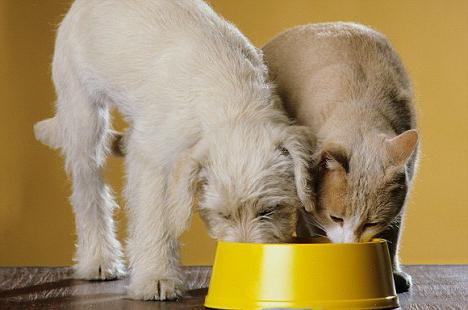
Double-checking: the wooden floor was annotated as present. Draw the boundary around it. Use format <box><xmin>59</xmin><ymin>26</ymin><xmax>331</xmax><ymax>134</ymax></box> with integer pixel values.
<box><xmin>0</xmin><ymin>265</ymin><xmax>466</xmax><ymax>309</ymax></box>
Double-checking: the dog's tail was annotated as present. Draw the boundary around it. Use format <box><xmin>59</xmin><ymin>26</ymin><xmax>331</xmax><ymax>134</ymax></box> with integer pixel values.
<box><xmin>34</xmin><ymin>116</ymin><xmax>126</xmax><ymax>156</ymax></box>
<box><xmin>33</xmin><ymin>117</ymin><xmax>62</xmax><ymax>149</ymax></box>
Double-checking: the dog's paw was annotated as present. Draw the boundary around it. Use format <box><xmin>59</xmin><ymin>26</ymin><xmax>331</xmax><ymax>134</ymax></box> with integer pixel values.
<box><xmin>128</xmin><ymin>277</ymin><xmax>185</xmax><ymax>301</ymax></box>
<box><xmin>393</xmin><ymin>270</ymin><xmax>412</xmax><ymax>293</ymax></box>
<box><xmin>73</xmin><ymin>256</ymin><xmax>126</xmax><ymax>281</ymax></box>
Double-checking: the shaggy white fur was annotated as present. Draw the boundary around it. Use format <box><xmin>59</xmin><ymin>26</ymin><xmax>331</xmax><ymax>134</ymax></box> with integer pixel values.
<box><xmin>34</xmin><ymin>0</ymin><xmax>313</xmax><ymax>300</ymax></box>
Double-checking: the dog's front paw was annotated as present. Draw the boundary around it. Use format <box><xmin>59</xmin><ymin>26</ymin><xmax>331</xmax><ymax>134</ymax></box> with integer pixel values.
<box><xmin>128</xmin><ymin>277</ymin><xmax>185</xmax><ymax>301</ymax></box>
<box><xmin>393</xmin><ymin>270</ymin><xmax>412</xmax><ymax>293</ymax></box>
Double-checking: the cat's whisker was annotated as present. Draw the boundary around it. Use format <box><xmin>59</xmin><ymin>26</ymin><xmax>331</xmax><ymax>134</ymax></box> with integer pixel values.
<box><xmin>310</xmin><ymin>232</ymin><xmax>328</xmax><ymax>238</ymax></box>
<box><xmin>306</xmin><ymin>218</ymin><xmax>327</xmax><ymax>231</ymax></box>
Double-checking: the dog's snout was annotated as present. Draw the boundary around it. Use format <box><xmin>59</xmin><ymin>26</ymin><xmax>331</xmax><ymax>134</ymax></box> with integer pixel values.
<box><xmin>223</xmin><ymin>227</ymin><xmax>263</xmax><ymax>243</ymax></box>
<box><xmin>231</xmin><ymin>233</ymin><xmax>257</xmax><ymax>243</ymax></box>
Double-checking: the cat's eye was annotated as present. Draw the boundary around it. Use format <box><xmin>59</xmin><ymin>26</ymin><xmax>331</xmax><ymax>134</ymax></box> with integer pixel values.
<box><xmin>363</xmin><ymin>222</ymin><xmax>379</xmax><ymax>229</ymax></box>
<box><xmin>330</xmin><ymin>215</ymin><xmax>344</xmax><ymax>225</ymax></box>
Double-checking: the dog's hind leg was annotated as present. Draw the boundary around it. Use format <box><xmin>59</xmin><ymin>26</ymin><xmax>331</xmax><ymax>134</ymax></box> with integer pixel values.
<box><xmin>54</xmin><ymin>76</ymin><xmax>126</xmax><ymax>280</ymax></box>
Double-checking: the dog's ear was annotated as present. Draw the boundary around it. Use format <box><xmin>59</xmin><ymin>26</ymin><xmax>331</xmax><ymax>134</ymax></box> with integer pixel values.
<box><xmin>166</xmin><ymin>140</ymin><xmax>207</xmax><ymax>235</ymax></box>
<box><xmin>281</xmin><ymin>126</ymin><xmax>316</xmax><ymax>212</ymax></box>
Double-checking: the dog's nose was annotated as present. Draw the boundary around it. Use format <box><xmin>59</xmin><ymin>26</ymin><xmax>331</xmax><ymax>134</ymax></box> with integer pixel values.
<box><xmin>222</xmin><ymin>233</ymin><xmax>253</xmax><ymax>243</ymax></box>
<box><xmin>235</xmin><ymin>236</ymin><xmax>254</xmax><ymax>243</ymax></box>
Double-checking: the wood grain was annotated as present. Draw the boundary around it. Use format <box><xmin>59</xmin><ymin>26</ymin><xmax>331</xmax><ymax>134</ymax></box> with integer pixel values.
<box><xmin>0</xmin><ymin>265</ymin><xmax>466</xmax><ymax>309</ymax></box>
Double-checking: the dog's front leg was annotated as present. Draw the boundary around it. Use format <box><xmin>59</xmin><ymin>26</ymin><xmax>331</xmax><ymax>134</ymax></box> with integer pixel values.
<box><xmin>125</xmin><ymin>153</ymin><xmax>186</xmax><ymax>301</ymax></box>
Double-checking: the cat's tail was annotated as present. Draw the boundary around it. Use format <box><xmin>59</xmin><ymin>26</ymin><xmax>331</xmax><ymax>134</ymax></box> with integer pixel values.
<box><xmin>33</xmin><ymin>117</ymin><xmax>62</xmax><ymax>149</ymax></box>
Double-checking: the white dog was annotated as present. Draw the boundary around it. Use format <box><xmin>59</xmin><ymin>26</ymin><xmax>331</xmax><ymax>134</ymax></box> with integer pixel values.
<box><xmin>34</xmin><ymin>0</ymin><xmax>313</xmax><ymax>300</ymax></box>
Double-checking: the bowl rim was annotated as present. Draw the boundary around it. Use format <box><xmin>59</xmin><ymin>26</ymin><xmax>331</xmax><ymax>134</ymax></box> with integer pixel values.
<box><xmin>216</xmin><ymin>238</ymin><xmax>386</xmax><ymax>247</ymax></box>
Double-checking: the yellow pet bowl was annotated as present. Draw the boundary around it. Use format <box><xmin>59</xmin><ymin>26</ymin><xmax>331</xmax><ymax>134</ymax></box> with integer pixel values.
<box><xmin>204</xmin><ymin>238</ymin><xmax>398</xmax><ymax>309</ymax></box>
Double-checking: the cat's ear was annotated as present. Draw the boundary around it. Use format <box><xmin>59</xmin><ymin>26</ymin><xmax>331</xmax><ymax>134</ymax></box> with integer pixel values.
<box><xmin>385</xmin><ymin>129</ymin><xmax>418</xmax><ymax>167</ymax></box>
<box><xmin>310</xmin><ymin>145</ymin><xmax>348</xmax><ymax>216</ymax></box>
<box><xmin>319</xmin><ymin>144</ymin><xmax>349</xmax><ymax>173</ymax></box>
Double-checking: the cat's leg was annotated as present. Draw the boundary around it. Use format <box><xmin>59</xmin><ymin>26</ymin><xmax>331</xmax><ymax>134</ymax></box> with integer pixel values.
<box><xmin>125</xmin><ymin>143</ymin><xmax>188</xmax><ymax>300</ymax></box>
<box><xmin>379</xmin><ymin>215</ymin><xmax>412</xmax><ymax>293</ymax></box>
<box><xmin>56</xmin><ymin>82</ymin><xmax>125</xmax><ymax>280</ymax></box>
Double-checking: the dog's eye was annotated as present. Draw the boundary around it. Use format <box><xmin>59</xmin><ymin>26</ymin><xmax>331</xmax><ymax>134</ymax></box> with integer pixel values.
<box><xmin>258</xmin><ymin>207</ymin><xmax>275</xmax><ymax>219</ymax></box>
<box><xmin>279</xmin><ymin>146</ymin><xmax>290</xmax><ymax>156</ymax></box>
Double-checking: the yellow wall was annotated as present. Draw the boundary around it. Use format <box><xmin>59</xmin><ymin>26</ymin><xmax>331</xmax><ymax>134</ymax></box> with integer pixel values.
<box><xmin>1</xmin><ymin>0</ymin><xmax>467</xmax><ymax>266</ymax></box>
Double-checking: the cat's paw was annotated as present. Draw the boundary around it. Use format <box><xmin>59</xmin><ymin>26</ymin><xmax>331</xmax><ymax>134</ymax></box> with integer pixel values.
<box><xmin>393</xmin><ymin>270</ymin><xmax>412</xmax><ymax>293</ymax></box>
<box><xmin>128</xmin><ymin>277</ymin><xmax>185</xmax><ymax>301</ymax></box>
<box><xmin>73</xmin><ymin>255</ymin><xmax>126</xmax><ymax>280</ymax></box>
